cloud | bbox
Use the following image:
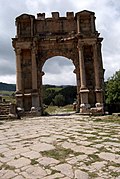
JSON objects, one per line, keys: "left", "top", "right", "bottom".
{"left": 0, "top": 0, "right": 120, "bottom": 84}
{"left": 43, "top": 57, "right": 74, "bottom": 74}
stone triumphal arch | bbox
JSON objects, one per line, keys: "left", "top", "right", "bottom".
{"left": 12, "top": 10, "right": 104, "bottom": 114}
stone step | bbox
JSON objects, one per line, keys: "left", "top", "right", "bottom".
{"left": 0, "top": 115, "right": 9, "bottom": 120}
{"left": 0, "top": 104, "right": 10, "bottom": 115}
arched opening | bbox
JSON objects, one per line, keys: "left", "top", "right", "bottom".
{"left": 43, "top": 56, "right": 76, "bottom": 85}
{"left": 42, "top": 56, "right": 77, "bottom": 114}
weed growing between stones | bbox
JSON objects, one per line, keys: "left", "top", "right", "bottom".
{"left": 41, "top": 147, "right": 74, "bottom": 162}
{"left": 0, "top": 163, "right": 15, "bottom": 170}
{"left": 88, "top": 172, "right": 98, "bottom": 178}
{"left": 0, "top": 153, "right": 5, "bottom": 158}
{"left": 30, "top": 158, "right": 39, "bottom": 165}
{"left": 98, "top": 146, "right": 111, "bottom": 153}
{"left": 87, "top": 136, "right": 97, "bottom": 141}
{"left": 109, "top": 162, "right": 120, "bottom": 168}
{"left": 94, "top": 116, "right": 120, "bottom": 124}
{"left": 88, "top": 154, "right": 102, "bottom": 162}
{"left": 83, "top": 154, "right": 102, "bottom": 166}
{"left": 103, "top": 138, "right": 120, "bottom": 143}
{"left": 51, "top": 169, "right": 61, "bottom": 175}
{"left": 115, "top": 151, "right": 120, "bottom": 155}
{"left": 110, "top": 171, "right": 120, "bottom": 177}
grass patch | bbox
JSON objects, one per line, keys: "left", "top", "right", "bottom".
{"left": 88, "top": 172, "right": 98, "bottom": 178}
{"left": 103, "top": 138, "right": 120, "bottom": 143}
{"left": 110, "top": 171, "right": 120, "bottom": 177}
{"left": 0, "top": 164, "right": 15, "bottom": 170}
{"left": 51, "top": 169, "right": 60, "bottom": 175}
{"left": 88, "top": 154, "right": 102, "bottom": 162}
{"left": 0, "top": 90, "right": 15, "bottom": 103}
{"left": 87, "top": 136, "right": 97, "bottom": 141}
{"left": 0, "top": 153, "right": 5, "bottom": 158}
{"left": 41, "top": 147, "right": 73, "bottom": 161}
{"left": 30, "top": 159, "right": 39, "bottom": 165}
{"left": 0, "top": 91, "right": 14, "bottom": 95}
{"left": 98, "top": 146, "right": 111, "bottom": 153}
{"left": 111, "top": 162, "right": 120, "bottom": 167}
{"left": 94, "top": 116, "right": 120, "bottom": 124}
{"left": 44, "top": 105, "right": 74, "bottom": 114}
{"left": 115, "top": 151, "right": 120, "bottom": 155}
{"left": 84, "top": 154, "right": 102, "bottom": 166}
{"left": 69, "top": 136, "right": 76, "bottom": 140}
{"left": 46, "top": 87, "right": 62, "bottom": 92}
{"left": 45, "top": 106, "right": 58, "bottom": 114}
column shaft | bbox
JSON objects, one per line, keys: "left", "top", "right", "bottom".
{"left": 93, "top": 44, "right": 100, "bottom": 89}
{"left": 78, "top": 46, "right": 86, "bottom": 89}
{"left": 32, "top": 49, "right": 37, "bottom": 90}
{"left": 93, "top": 44, "right": 104, "bottom": 105}
{"left": 16, "top": 49, "right": 22, "bottom": 91}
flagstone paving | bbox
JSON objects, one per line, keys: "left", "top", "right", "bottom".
{"left": 0, "top": 115, "right": 120, "bottom": 179}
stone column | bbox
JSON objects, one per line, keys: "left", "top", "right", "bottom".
{"left": 78, "top": 45, "right": 86, "bottom": 89}
{"left": 73, "top": 68, "right": 80, "bottom": 112}
{"left": 16, "top": 48, "right": 22, "bottom": 92}
{"left": 32, "top": 48, "right": 37, "bottom": 90}
{"left": 31, "top": 49, "right": 40, "bottom": 111}
{"left": 78, "top": 44, "right": 89, "bottom": 113}
{"left": 31, "top": 18, "right": 34, "bottom": 37}
{"left": 93, "top": 44, "right": 104, "bottom": 107}
{"left": 93, "top": 44, "right": 101, "bottom": 90}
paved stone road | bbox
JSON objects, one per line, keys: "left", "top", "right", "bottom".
{"left": 0, "top": 115, "right": 120, "bottom": 179}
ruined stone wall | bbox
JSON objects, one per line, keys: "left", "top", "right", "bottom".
{"left": 12, "top": 10, "right": 104, "bottom": 114}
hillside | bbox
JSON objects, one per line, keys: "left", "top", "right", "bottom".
{"left": 0, "top": 83, "right": 77, "bottom": 105}
{"left": 43, "top": 85, "right": 77, "bottom": 105}
{"left": 0, "top": 82, "right": 16, "bottom": 91}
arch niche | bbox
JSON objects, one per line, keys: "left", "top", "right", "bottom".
{"left": 12, "top": 10, "right": 104, "bottom": 114}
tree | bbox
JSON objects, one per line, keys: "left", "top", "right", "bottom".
{"left": 53, "top": 94, "right": 65, "bottom": 107}
{"left": 42, "top": 88, "right": 56, "bottom": 105}
{"left": 105, "top": 70, "right": 120, "bottom": 104}
{"left": 60, "top": 86, "right": 77, "bottom": 105}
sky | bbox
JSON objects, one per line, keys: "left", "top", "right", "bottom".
{"left": 0, "top": 0, "right": 120, "bottom": 85}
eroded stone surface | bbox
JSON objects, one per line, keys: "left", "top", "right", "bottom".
{"left": 53, "top": 163, "right": 74, "bottom": 178}
{"left": 0, "top": 115, "right": 120, "bottom": 178}
{"left": 75, "top": 169, "right": 89, "bottom": 179}
{"left": 8, "top": 157, "right": 31, "bottom": 168}
{"left": 98, "top": 152, "right": 120, "bottom": 163}
{"left": 38, "top": 157, "right": 60, "bottom": 166}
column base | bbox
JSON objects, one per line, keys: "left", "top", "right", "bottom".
{"left": 31, "top": 107, "right": 42, "bottom": 116}
{"left": 32, "top": 94, "right": 39, "bottom": 108}
{"left": 80, "top": 103, "right": 90, "bottom": 113}
{"left": 90, "top": 103, "right": 104, "bottom": 115}
{"left": 95, "top": 89, "right": 104, "bottom": 104}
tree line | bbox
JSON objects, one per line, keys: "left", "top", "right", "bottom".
{"left": 42, "top": 85, "right": 77, "bottom": 107}
{"left": 0, "top": 69, "right": 120, "bottom": 113}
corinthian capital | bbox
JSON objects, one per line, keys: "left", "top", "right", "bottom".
{"left": 32, "top": 47, "right": 37, "bottom": 54}
{"left": 15, "top": 48, "right": 21, "bottom": 55}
